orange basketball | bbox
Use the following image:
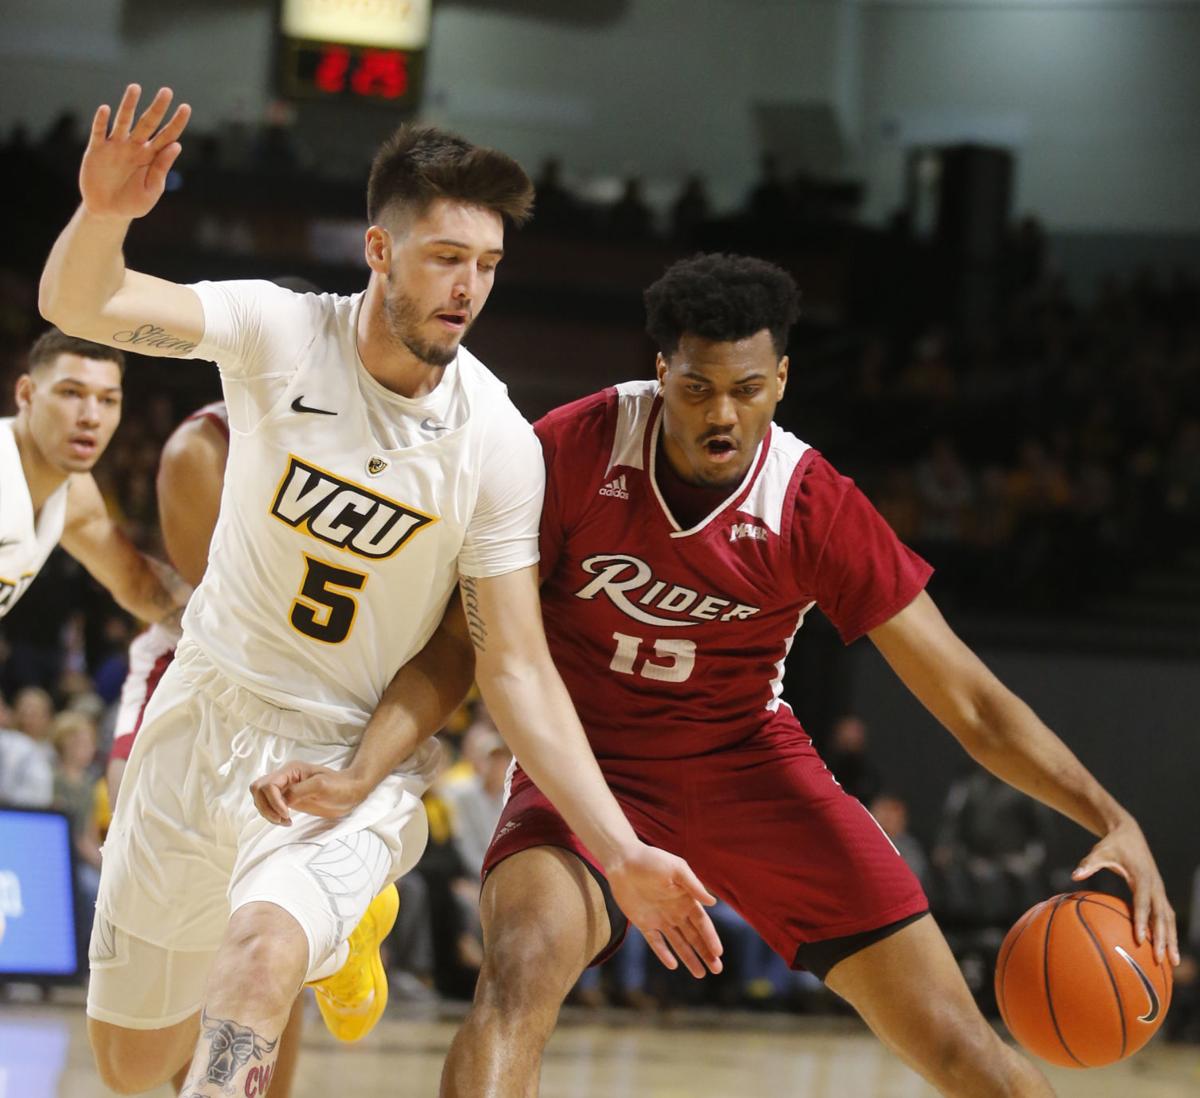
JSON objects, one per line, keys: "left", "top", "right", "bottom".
{"left": 995, "top": 891, "right": 1173, "bottom": 1068}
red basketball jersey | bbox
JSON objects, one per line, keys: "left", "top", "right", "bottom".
{"left": 184, "top": 399, "right": 230, "bottom": 440}
{"left": 536, "top": 382, "right": 932, "bottom": 760}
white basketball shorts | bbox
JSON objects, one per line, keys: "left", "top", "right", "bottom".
{"left": 88, "top": 638, "right": 437, "bottom": 1029}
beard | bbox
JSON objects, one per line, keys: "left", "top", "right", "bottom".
{"left": 383, "top": 289, "right": 467, "bottom": 368}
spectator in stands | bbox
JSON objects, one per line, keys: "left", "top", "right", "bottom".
{"left": 823, "top": 714, "right": 882, "bottom": 806}
{"left": 914, "top": 437, "right": 975, "bottom": 548}
{"left": 531, "top": 157, "right": 582, "bottom": 233}
{"left": 51, "top": 709, "right": 102, "bottom": 943}
{"left": 387, "top": 868, "right": 438, "bottom": 1004}
{"left": 608, "top": 176, "right": 653, "bottom": 240}
{"left": 669, "top": 174, "right": 710, "bottom": 244}
{"left": 443, "top": 729, "right": 511, "bottom": 880}
{"left": 440, "top": 705, "right": 502, "bottom": 794}
{"left": 417, "top": 765, "right": 482, "bottom": 999}
{"left": 933, "top": 770, "right": 1055, "bottom": 928}
{"left": 745, "top": 152, "right": 789, "bottom": 229}
{"left": 870, "top": 792, "right": 931, "bottom": 893}
{"left": 439, "top": 730, "right": 512, "bottom": 989}
{"left": 0, "top": 688, "right": 54, "bottom": 806}
{"left": 13, "top": 683, "right": 54, "bottom": 742}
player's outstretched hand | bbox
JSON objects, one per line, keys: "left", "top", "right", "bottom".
{"left": 606, "top": 843, "right": 723, "bottom": 979}
{"left": 1072, "top": 814, "right": 1180, "bottom": 966}
{"left": 249, "top": 762, "right": 369, "bottom": 826}
{"left": 81, "top": 84, "right": 191, "bottom": 220}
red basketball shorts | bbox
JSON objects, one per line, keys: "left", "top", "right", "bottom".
{"left": 483, "top": 723, "right": 927, "bottom": 968}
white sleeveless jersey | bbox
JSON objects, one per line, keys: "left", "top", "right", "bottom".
{"left": 0, "top": 418, "right": 69, "bottom": 618}
{"left": 183, "top": 281, "right": 543, "bottom": 737}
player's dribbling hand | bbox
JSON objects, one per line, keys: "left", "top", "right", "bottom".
{"left": 81, "top": 84, "right": 191, "bottom": 220}
{"left": 605, "top": 843, "right": 724, "bottom": 979}
{"left": 1072, "top": 814, "right": 1180, "bottom": 966}
{"left": 249, "top": 762, "right": 370, "bottom": 826}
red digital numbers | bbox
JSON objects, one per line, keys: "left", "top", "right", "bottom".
{"left": 314, "top": 46, "right": 351, "bottom": 94}
{"left": 352, "top": 50, "right": 408, "bottom": 99}
{"left": 311, "top": 45, "right": 408, "bottom": 100}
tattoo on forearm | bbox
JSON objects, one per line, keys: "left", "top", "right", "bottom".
{"left": 113, "top": 322, "right": 197, "bottom": 354}
{"left": 197, "top": 1007, "right": 278, "bottom": 1091}
{"left": 461, "top": 576, "right": 488, "bottom": 652}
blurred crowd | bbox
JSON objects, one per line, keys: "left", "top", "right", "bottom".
{"left": 1, "top": 112, "right": 1197, "bottom": 1032}
{"left": 841, "top": 270, "right": 1200, "bottom": 618}
{"left": 5, "top": 685, "right": 1196, "bottom": 1036}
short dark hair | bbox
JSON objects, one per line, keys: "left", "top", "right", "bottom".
{"left": 367, "top": 125, "right": 534, "bottom": 227}
{"left": 644, "top": 253, "right": 801, "bottom": 358}
{"left": 28, "top": 328, "right": 125, "bottom": 375}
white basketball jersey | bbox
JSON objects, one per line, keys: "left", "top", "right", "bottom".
{"left": 183, "top": 281, "right": 543, "bottom": 737}
{"left": 0, "top": 418, "right": 69, "bottom": 618}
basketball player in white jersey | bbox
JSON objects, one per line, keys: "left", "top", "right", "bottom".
{"left": 110, "top": 392, "right": 452, "bottom": 1095}
{"left": 1, "top": 326, "right": 186, "bottom": 625}
{"left": 40, "top": 84, "right": 721, "bottom": 1098}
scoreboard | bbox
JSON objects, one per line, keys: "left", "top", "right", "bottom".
{"left": 277, "top": 0, "right": 431, "bottom": 107}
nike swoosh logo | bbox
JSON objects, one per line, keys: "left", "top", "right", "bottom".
{"left": 291, "top": 397, "right": 337, "bottom": 416}
{"left": 420, "top": 418, "right": 451, "bottom": 432}
{"left": 1114, "top": 945, "right": 1161, "bottom": 1023}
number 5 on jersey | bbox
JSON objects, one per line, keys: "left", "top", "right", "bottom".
{"left": 610, "top": 631, "right": 696, "bottom": 683}
{"left": 290, "top": 555, "right": 368, "bottom": 644}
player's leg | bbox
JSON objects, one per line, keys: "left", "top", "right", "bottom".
{"left": 688, "top": 729, "right": 1044, "bottom": 1096}
{"left": 440, "top": 845, "right": 613, "bottom": 1098}
{"left": 177, "top": 901, "right": 308, "bottom": 1097}
{"left": 825, "top": 914, "right": 1053, "bottom": 1097}
{"left": 178, "top": 748, "right": 428, "bottom": 1096}
{"left": 86, "top": 916, "right": 217, "bottom": 1093}
{"left": 86, "top": 668, "right": 234, "bottom": 1093}
{"left": 88, "top": 1014, "right": 199, "bottom": 1095}
{"left": 266, "top": 995, "right": 306, "bottom": 1097}
{"left": 167, "top": 995, "right": 304, "bottom": 1097}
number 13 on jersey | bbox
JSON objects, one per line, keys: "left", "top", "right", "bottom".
{"left": 609, "top": 631, "right": 696, "bottom": 683}
{"left": 290, "top": 555, "right": 368, "bottom": 644}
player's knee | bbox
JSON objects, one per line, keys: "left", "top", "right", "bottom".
{"left": 926, "top": 1016, "right": 1015, "bottom": 1093}
{"left": 218, "top": 909, "right": 308, "bottom": 1008}
{"left": 476, "top": 924, "right": 578, "bottom": 1017}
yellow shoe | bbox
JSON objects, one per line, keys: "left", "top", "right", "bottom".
{"left": 309, "top": 884, "right": 399, "bottom": 1042}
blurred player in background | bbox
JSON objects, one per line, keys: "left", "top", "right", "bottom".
{"left": 2, "top": 327, "right": 186, "bottom": 626}
{"left": 40, "top": 83, "right": 719, "bottom": 1098}
{"left": 107, "top": 400, "right": 228, "bottom": 801}
{"left": 106, "top": 396, "right": 309, "bottom": 1097}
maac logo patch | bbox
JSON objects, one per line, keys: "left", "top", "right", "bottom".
{"left": 270, "top": 456, "right": 437, "bottom": 559}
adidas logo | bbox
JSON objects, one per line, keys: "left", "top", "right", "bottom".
{"left": 599, "top": 474, "right": 630, "bottom": 500}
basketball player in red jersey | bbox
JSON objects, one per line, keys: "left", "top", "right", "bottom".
{"left": 441, "top": 254, "right": 1179, "bottom": 1097}
{"left": 264, "top": 254, "right": 1177, "bottom": 1096}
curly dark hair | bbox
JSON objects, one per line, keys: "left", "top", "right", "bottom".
{"left": 644, "top": 253, "right": 801, "bottom": 358}
{"left": 367, "top": 125, "right": 534, "bottom": 227}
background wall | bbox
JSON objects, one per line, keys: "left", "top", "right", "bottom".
{"left": 847, "top": 633, "right": 1199, "bottom": 903}
{"left": 858, "top": 0, "right": 1200, "bottom": 233}
{"left": 3, "top": 0, "right": 1198, "bottom": 239}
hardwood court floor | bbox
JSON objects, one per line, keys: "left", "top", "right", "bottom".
{"left": 2, "top": 997, "right": 1198, "bottom": 1097}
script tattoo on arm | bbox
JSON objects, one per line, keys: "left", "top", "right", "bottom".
{"left": 112, "top": 323, "right": 198, "bottom": 355}
{"left": 460, "top": 576, "right": 488, "bottom": 652}
{"left": 197, "top": 1008, "right": 278, "bottom": 1090}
